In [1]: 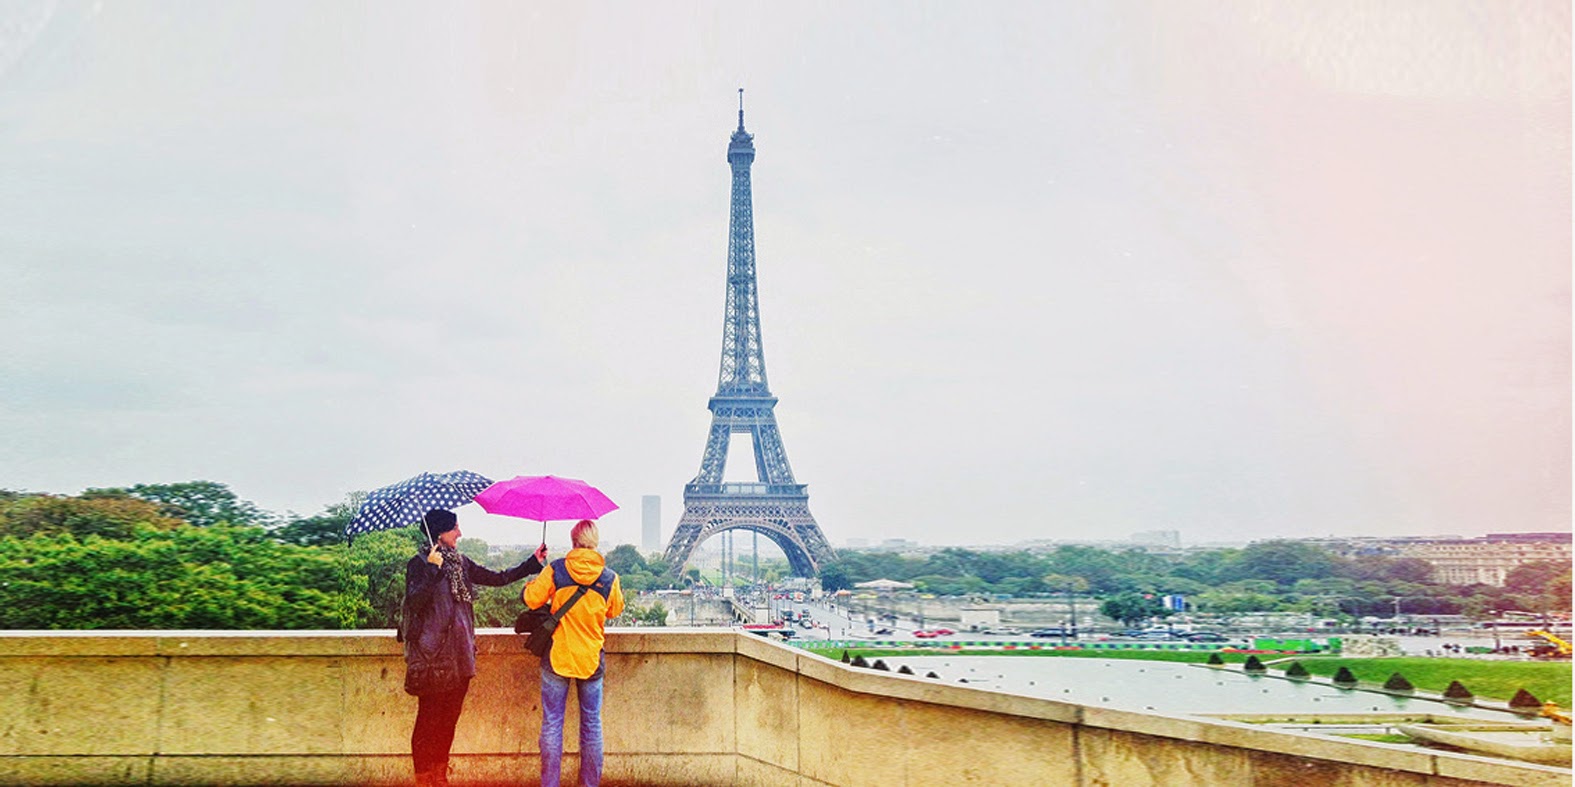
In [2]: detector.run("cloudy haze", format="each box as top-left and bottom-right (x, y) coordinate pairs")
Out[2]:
(1, 1), (1568, 551)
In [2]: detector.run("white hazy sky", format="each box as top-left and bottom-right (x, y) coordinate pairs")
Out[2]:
(1, 1), (1569, 552)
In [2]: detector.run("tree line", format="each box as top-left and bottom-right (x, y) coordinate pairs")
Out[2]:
(0, 482), (678, 630)
(815, 541), (1571, 621)
(0, 482), (1567, 630)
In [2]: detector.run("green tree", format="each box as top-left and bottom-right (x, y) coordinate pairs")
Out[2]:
(1505, 561), (1569, 596)
(818, 561), (852, 592)
(1224, 541), (1344, 586)
(0, 494), (183, 540)
(346, 529), (420, 628)
(0, 523), (361, 629)
(270, 496), (358, 547)
(605, 544), (649, 576)
(85, 481), (272, 528)
(271, 515), (348, 547)
(1099, 592), (1170, 627)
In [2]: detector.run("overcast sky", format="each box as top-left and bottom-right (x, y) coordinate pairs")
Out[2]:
(1, 1), (1568, 552)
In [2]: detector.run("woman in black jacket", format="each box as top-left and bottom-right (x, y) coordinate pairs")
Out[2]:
(402, 508), (546, 787)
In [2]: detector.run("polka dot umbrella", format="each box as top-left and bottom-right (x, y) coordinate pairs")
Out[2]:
(345, 470), (494, 544)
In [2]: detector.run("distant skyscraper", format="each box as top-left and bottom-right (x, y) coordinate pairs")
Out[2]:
(642, 495), (661, 552)
(1131, 530), (1182, 548)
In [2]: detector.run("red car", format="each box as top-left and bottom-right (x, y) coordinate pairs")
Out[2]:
(931, 628), (955, 636)
(912, 630), (938, 638)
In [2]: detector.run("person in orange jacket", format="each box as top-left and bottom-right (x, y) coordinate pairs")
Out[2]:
(523, 519), (624, 787)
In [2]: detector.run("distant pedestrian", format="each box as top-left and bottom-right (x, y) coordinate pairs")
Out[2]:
(524, 519), (624, 787)
(403, 509), (546, 787)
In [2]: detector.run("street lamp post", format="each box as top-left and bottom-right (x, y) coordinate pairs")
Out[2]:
(1063, 583), (1077, 646)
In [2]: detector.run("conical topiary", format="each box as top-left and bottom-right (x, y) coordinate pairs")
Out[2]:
(1243, 655), (1266, 673)
(1509, 689), (1543, 711)
(850, 655), (870, 668)
(1443, 680), (1473, 703)
(841, 650), (851, 663)
(1332, 667), (1358, 687)
(1284, 662), (1311, 680)
(898, 665), (914, 675)
(1382, 672), (1414, 692)
(1206, 653), (1225, 666)
(925, 671), (941, 679)
(872, 659), (891, 671)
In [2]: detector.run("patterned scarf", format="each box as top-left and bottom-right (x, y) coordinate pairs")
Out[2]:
(432, 543), (473, 604)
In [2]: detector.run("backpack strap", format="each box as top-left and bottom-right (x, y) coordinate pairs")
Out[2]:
(551, 560), (613, 601)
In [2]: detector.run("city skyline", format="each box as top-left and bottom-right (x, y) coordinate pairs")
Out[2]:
(2, 3), (1568, 551)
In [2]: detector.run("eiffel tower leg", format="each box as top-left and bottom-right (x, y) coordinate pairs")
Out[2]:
(664, 495), (834, 579)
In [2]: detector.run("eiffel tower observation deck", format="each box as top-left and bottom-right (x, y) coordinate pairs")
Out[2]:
(663, 93), (835, 578)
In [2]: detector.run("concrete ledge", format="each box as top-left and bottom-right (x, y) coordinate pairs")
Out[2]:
(0, 630), (1567, 786)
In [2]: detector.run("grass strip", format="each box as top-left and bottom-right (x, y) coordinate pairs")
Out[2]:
(1279, 657), (1570, 707)
(827, 648), (1571, 706)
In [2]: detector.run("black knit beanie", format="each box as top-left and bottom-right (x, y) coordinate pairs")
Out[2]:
(424, 509), (458, 537)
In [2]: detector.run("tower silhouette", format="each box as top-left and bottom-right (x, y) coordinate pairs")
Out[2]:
(663, 93), (835, 578)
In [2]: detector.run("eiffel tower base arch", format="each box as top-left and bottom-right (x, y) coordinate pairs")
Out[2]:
(663, 493), (834, 578)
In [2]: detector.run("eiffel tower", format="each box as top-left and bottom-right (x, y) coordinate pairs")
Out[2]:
(663, 93), (835, 578)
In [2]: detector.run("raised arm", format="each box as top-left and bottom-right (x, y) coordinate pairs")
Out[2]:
(464, 551), (545, 588)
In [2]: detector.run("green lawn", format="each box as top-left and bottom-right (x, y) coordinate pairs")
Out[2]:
(1281, 657), (1570, 707)
(826, 647), (1571, 706)
(831, 647), (1233, 665)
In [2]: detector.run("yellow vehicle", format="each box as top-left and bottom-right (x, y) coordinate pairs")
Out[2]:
(1526, 629), (1572, 658)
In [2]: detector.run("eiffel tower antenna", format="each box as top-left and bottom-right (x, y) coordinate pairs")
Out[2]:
(663, 96), (835, 578)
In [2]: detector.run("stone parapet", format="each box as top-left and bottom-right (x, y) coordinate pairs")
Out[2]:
(0, 629), (1566, 786)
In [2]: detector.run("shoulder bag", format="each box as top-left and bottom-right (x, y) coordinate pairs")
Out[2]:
(517, 584), (592, 659)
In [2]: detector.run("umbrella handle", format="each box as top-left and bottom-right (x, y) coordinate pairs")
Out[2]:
(541, 520), (547, 545)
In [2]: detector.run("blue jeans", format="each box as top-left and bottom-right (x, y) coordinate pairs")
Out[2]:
(539, 667), (604, 787)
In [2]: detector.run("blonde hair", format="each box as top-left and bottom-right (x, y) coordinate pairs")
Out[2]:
(570, 519), (599, 550)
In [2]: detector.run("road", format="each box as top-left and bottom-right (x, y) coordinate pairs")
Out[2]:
(752, 596), (1555, 658)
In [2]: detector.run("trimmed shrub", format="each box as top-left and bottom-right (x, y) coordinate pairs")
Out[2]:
(1243, 655), (1266, 673)
(925, 671), (940, 679)
(840, 650), (850, 663)
(1383, 672), (1415, 692)
(897, 665), (914, 675)
(1509, 689), (1543, 710)
(1206, 653), (1225, 666)
(1443, 680), (1473, 703)
(1332, 667), (1358, 687)
(1284, 662), (1311, 680)
(850, 655), (870, 668)
(871, 659), (891, 671)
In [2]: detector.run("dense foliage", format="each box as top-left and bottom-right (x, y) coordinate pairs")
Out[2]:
(816, 540), (1571, 619)
(0, 483), (1567, 630)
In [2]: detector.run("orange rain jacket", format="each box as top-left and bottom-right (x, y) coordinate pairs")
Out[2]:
(523, 547), (624, 679)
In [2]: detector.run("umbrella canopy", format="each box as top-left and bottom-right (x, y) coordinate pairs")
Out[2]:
(346, 470), (494, 540)
(475, 475), (618, 524)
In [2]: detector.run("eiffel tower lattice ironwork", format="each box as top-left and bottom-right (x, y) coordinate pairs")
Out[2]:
(663, 93), (835, 578)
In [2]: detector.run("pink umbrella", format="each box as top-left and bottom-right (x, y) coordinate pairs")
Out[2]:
(475, 475), (619, 542)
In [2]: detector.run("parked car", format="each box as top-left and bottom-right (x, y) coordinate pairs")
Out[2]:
(1184, 631), (1228, 642)
(1029, 627), (1072, 638)
(931, 628), (955, 636)
(1132, 630), (1181, 640)
(913, 630), (939, 638)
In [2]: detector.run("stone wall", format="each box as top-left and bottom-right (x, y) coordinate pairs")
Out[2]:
(0, 630), (1565, 786)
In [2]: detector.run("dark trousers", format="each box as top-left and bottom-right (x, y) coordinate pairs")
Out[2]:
(411, 678), (470, 775)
